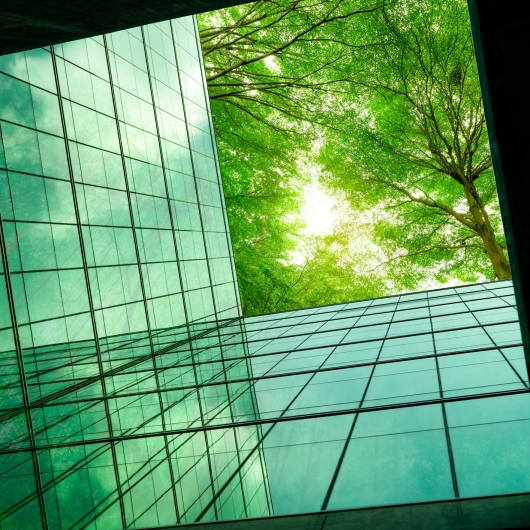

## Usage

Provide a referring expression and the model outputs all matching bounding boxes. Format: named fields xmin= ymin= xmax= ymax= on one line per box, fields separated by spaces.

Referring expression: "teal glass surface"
xmin=446 ymin=393 xmax=530 ymax=497
xmin=327 ymin=405 xmax=454 ymax=509
xmin=0 ymin=16 xmax=245 ymax=529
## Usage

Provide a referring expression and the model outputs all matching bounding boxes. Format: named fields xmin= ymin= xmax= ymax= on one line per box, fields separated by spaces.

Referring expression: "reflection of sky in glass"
xmin=251 ymin=280 xmax=529 ymax=516
xmin=0 ymin=16 xmax=239 ymax=352
xmin=0 ymin=15 xmax=249 ymax=529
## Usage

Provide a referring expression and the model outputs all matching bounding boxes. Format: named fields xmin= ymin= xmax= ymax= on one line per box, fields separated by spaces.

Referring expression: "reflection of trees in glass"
xmin=199 ymin=0 xmax=508 ymax=315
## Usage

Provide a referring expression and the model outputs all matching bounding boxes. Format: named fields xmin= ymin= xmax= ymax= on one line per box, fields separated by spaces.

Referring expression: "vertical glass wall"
xmin=0 ymin=15 xmax=240 ymax=353
xmin=0 ymin=15 xmax=255 ymax=530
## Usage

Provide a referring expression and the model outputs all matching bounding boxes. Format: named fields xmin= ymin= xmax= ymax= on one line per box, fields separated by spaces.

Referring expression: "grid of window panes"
xmin=0 ymin=9 xmax=529 ymax=530
xmin=0 ymin=15 xmax=248 ymax=530
xmin=0 ymin=15 xmax=240 ymax=353
xmin=1 ymin=279 xmax=529 ymax=528
xmin=0 ymin=319 xmax=273 ymax=529
xmin=239 ymin=279 xmax=530 ymax=515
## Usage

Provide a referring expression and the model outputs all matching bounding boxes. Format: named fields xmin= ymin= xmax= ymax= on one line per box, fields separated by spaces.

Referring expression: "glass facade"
xmin=1 ymin=13 xmax=529 ymax=530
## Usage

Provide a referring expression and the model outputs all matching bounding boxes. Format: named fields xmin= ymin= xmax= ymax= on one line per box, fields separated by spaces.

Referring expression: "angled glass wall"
xmin=244 ymin=279 xmax=529 ymax=513
xmin=1 ymin=11 xmax=529 ymax=530
xmin=1 ymin=278 xmax=528 ymax=528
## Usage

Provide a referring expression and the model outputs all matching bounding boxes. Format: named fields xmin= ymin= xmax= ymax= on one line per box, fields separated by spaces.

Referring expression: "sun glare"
xmin=300 ymin=184 xmax=337 ymax=235
xmin=285 ymin=183 xmax=338 ymax=266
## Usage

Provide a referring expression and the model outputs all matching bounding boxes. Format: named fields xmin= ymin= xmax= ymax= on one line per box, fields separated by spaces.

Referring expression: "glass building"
xmin=0 ymin=13 xmax=529 ymax=530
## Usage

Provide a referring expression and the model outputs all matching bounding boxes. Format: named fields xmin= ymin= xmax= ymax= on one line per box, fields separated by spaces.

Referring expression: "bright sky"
xmin=263 ymin=55 xmax=281 ymax=72
xmin=300 ymin=184 xmax=337 ymax=235
xmin=287 ymin=182 xmax=338 ymax=265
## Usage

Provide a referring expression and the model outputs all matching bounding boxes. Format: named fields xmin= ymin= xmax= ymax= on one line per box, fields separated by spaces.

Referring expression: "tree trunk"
xmin=478 ymin=225 xmax=512 ymax=280
xmin=464 ymin=183 xmax=512 ymax=280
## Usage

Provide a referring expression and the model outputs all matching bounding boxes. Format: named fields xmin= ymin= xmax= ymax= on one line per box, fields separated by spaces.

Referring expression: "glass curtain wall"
xmin=0 ymin=15 xmax=257 ymax=530
xmin=244 ymin=279 xmax=529 ymax=513
xmin=1 ymin=278 xmax=529 ymax=528
xmin=1 ymin=11 xmax=530 ymax=530
xmin=0 ymin=15 xmax=240 ymax=352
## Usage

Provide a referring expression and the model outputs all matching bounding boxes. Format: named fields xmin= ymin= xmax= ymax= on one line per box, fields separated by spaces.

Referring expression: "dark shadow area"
xmin=0 ymin=0 xmax=244 ymax=55
xmin=467 ymin=0 xmax=530 ymax=376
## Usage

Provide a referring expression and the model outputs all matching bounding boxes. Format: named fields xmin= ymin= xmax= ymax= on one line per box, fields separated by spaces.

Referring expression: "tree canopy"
xmin=198 ymin=0 xmax=510 ymax=315
xmin=321 ymin=0 xmax=509 ymax=287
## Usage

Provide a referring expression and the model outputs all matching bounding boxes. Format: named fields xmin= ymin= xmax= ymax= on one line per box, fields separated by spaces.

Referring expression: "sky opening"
xmin=199 ymin=0 xmax=510 ymax=316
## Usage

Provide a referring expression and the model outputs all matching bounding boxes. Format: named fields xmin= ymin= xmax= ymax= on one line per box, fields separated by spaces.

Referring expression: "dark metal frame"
xmin=466 ymin=0 xmax=530 ymax=377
